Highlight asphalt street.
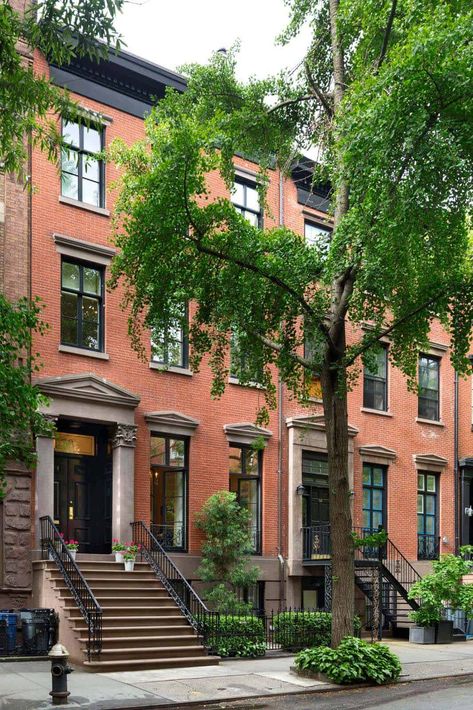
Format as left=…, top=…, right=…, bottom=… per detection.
left=190, top=675, right=473, bottom=709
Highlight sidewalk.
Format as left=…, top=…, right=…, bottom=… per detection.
left=3, top=640, right=473, bottom=709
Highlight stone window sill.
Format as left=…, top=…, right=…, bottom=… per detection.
left=59, top=344, right=110, bottom=360
left=228, top=376, right=265, bottom=390
left=416, top=417, right=445, bottom=428
left=149, top=362, right=193, bottom=376
left=361, top=407, right=393, bottom=417
left=59, top=195, right=110, bottom=217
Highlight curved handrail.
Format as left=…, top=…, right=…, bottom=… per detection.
left=40, top=516, right=102, bottom=659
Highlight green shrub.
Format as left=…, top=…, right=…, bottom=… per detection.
left=295, top=636, right=402, bottom=685
left=273, top=611, right=361, bottom=651
left=203, top=615, right=266, bottom=658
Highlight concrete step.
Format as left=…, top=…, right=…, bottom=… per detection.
left=83, top=656, right=219, bottom=671
left=78, top=625, right=194, bottom=639
left=85, top=646, right=207, bottom=662
left=93, top=596, right=176, bottom=607
left=53, top=578, right=164, bottom=589
left=68, top=614, right=188, bottom=627
left=78, top=633, right=200, bottom=646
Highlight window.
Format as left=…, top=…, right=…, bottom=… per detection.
left=61, top=119, right=104, bottom=207
left=231, top=179, right=261, bottom=227
left=417, top=472, right=439, bottom=560
left=61, top=259, right=104, bottom=351
left=230, top=330, right=263, bottom=384
left=151, top=306, right=188, bottom=368
left=304, top=220, right=331, bottom=253
left=362, top=464, right=386, bottom=533
left=150, top=434, right=188, bottom=550
left=363, top=346, right=388, bottom=411
left=304, top=334, right=323, bottom=400
left=229, top=445, right=262, bottom=554
left=418, top=355, right=440, bottom=421
left=302, top=453, right=330, bottom=560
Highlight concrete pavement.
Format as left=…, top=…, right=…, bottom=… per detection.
left=3, top=640, right=473, bottom=709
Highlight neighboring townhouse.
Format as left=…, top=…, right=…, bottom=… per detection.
left=2, top=40, right=470, bottom=660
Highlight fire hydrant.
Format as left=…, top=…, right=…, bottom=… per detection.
left=49, top=643, right=74, bottom=705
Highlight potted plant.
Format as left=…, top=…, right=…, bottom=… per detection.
left=408, top=546, right=473, bottom=644
left=112, top=539, right=126, bottom=563
left=64, top=539, right=79, bottom=561
left=123, top=542, right=139, bottom=572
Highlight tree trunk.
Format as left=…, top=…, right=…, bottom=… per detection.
left=321, top=355, right=354, bottom=647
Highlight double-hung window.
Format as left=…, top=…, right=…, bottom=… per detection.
left=61, top=119, right=104, bottom=207
left=304, top=220, right=331, bottom=254
left=363, top=346, right=388, bottom=411
left=150, top=434, right=188, bottom=551
left=151, top=306, right=188, bottom=369
left=230, top=330, right=263, bottom=385
left=61, top=260, right=104, bottom=351
left=229, top=445, right=262, bottom=554
left=418, top=355, right=440, bottom=421
left=417, top=472, right=439, bottom=560
left=231, top=179, right=261, bottom=227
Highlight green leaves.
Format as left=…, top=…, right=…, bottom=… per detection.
left=0, top=296, right=51, bottom=497
left=295, top=636, right=402, bottom=684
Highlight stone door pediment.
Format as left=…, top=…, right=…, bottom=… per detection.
left=35, top=373, right=140, bottom=408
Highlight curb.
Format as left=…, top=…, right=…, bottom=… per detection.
left=95, top=669, right=473, bottom=710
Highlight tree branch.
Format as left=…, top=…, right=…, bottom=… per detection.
left=249, top=329, right=319, bottom=373
left=181, top=155, right=335, bottom=349
left=304, top=62, right=334, bottom=118
left=344, top=290, right=448, bottom=368
left=267, top=94, right=317, bottom=115
left=374, top=0, right=398, bottom=73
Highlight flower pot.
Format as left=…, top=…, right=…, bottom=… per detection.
left=124, top=559, right=135, bottom=572
left=409, top=625, right=436, bottom=644
left=68, top=549, right=77, bottom=561
left=114, top=552, right=124, bottom=563
left=435, top=620, right=453, bottom=644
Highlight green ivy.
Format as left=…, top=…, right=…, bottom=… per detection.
left=295, top=636, right=401, bottom=685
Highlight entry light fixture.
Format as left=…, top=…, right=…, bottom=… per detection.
left=465, top=506, right=473, bottom=518
left=296, top=484, right=306, bottom=496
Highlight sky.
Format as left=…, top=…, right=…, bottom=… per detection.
left=115, top=0, right=311, bottom=80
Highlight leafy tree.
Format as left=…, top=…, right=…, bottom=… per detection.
left=0, top=296, right=52, bottom=498
left=109, top=0, right=473, bottom=645
left=1, top=0, right=123, bottom=176
left=195, top=491, right=260, bottom=613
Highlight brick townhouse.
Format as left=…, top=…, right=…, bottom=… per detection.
left=2, top=39, right=473, bottom=648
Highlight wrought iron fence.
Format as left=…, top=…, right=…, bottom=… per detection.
left=418, top=534, right=440, bottom=560
left=0, top=609, right=58, bottom=657
left=302, top=524, right=331, bottom=560
left=40, top=515, right=102, bottom=660
left=150, top=523, right=185, bottom=551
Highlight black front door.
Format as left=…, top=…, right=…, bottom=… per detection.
left=54, top=452, right=111, bottom=553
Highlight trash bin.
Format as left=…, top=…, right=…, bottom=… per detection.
left=0, top=612, right=18, bottom=654
left=19, top=610, right=56, bottom=656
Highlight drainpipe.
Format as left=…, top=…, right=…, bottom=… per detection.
left=277, top=169, right=286, bottom=607
left=454, top=369, right=459, bottom=554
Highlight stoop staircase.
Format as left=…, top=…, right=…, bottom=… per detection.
left=39, top=517, right=219, bottom=671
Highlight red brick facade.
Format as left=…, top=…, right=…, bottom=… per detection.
left=23, top=47, right=473, bottom=610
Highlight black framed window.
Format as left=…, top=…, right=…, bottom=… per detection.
left=362, top=464, right=386, bottom=532
left=151, top=305, right=188, bottom=368
left=304, top=220, right=331, bottom=254
left=417, top=472, right=439, bottom=560
left=150, top=434, right=188, bottom=551
left=230, top=330, right=263, bottom=384
left=231, top=179, right=261, bottom=227
left=304, top=334, right=323, bottom=400
left=229, top=445, right=262, bottom=554
left=418, top=355, right=440, bottom=421
left=363, top=346, right=388, bottom=411
left=61, top=119, right=104, bottom=207
left=61, top=259, right=104, bottom=351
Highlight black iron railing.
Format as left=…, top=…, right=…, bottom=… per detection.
left=0, top=609, right=58, bottom=657
left=418, top=534, right=440, bottom=561
left=131, top=521, right=211, bottom=633
left=150, top=523, right=185, bottom=551
left=302, top=524, right=331, bottom=559
left=40, top=516, right=102, bottom=660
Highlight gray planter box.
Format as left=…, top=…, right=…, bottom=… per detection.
left=435, top=620, right=453, bottom=644
left=409, top=625, right=436, bottom=644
